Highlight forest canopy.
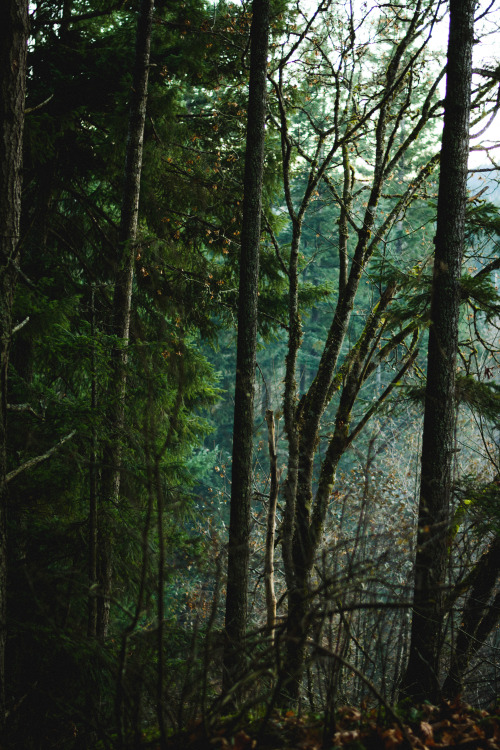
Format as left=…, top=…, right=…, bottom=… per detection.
left=0, top=0, right=500, bottom=748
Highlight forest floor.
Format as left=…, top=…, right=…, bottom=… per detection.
left=165, top=700, right=500, bottom=750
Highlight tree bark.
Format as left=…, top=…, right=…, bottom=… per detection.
left=222, top=0, right=270, bottom=698
left=400, top=0, right=475, bottom=704
left=0, top=0, right=28, bottom=727
left=97, top=0, right=154, bottom=642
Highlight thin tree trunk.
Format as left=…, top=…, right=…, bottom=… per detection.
left=264, top=410, right=278, bottom=645
left=222, top=0, right=270, bottom=698
left=97, top=0, right=154, bottom=641
left=400, top=0, right=475, bottom=703
left=0, top=0, right=28, bottom=728
left=155, top=454, right=167, bottom=749
left=442, top=536, right=500, bottom=698
left=88, top=286, right=98, bottom=639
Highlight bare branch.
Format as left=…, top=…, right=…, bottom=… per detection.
left=25, top=95, right=53, bottom=115
left=11, top=316, right=29, bottom=335
left=6, top=431, right=77, bottom=484
left=473, top=256, right=500, bottom=280
left=472, top=67, right=500, bottom=82
left=7, top=402, right=43, bottom=419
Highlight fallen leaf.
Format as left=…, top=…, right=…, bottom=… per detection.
left=420, top=721, right=435, bottom=744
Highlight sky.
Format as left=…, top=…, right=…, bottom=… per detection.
left=421, top=0, right=500, bottom=169
left=290, top=0, right=500, bottom=169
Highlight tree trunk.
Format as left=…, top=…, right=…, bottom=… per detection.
left=97, top=0, right=155, bottom=642
left=264, top=410, right=278, bottom=645
left=0, top=0, right=28, bottom=727
left=273, top=3, right=439, bottom=702
left=87, top=287, right=99, bottom=639
left=400, top=0, right=475, bottom=704
left=442, top=536, right=500, bottom=698
left=222, top=0, right=270, bottom=698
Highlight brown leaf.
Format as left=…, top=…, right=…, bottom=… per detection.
left=333, top=729, right=361, bottom=744
left=420, top=722, right=435, bottom=744
left=380, top=726, right=404, bottom=749
left=440, top=731, right=456, bottom=745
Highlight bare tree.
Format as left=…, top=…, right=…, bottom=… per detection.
left=266, top=0, right=447, bottom=702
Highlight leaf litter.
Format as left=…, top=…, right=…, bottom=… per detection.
left=165, top=700, right=500, bottom=750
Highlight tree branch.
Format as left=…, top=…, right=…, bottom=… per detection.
left=6, top=431, right=76, bottom=484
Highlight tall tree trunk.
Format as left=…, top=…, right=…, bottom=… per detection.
left=400, top=0, right=475, bottom=704
left=222, top=0, right=270, bottom=698
left=97, top=0, right=154, bottom=642
left=0, top=0, right=28, bottom=727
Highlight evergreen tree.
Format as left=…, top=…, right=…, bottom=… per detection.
left=222, top=0, right=271, bottom=699
left=400, top=0, right=476, bottom=704
left=0, top=0, right=28, bottom=728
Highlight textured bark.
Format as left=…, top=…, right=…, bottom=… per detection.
left=0, top=0, right=28, bottom=727
left=97, top=0, right=154, bottom=642
left=222, top=0, right=270, bottom=697
left=400, top=0, right=475, bottom=704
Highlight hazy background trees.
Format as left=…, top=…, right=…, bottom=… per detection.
left=1, top=0, right=500, bottom=747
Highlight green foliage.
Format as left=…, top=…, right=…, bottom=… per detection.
left=466, top=200, right=500, bottom=240
left=454, top=375, right=500, bottom=422
left=5, top=0, right=500, bottom=745
left=453, top=474, right=500, bottom=535
left=460, top=273, right=500, bottom=323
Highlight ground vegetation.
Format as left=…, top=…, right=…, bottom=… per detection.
left=1, top=0, right=500, bottom=747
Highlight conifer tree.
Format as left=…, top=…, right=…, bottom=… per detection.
left=400, top=0, right=476, bottom=703
left=222, top=0, right=270, bottom=698
left=0, top=0, right=28, bottom=726
left=97, top=0, right=155, bottom=642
